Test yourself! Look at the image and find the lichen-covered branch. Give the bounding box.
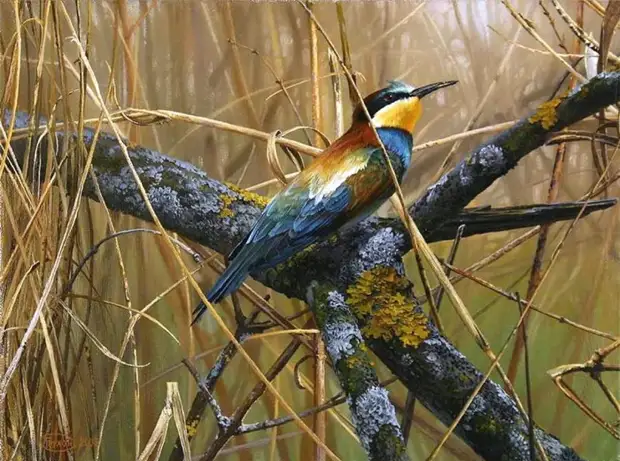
[310,285,409,461]
[411,72,620,238]
[330,256,581,461]
[5,71,620,460]
[1,110,267,258]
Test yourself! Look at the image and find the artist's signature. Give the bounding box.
[43,433,98,453]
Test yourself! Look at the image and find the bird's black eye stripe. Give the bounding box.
[383,92,406,104]
[354,90,406,121]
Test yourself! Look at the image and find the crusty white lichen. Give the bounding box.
[474,144,506,175]
[348,227,406,278]
[323,321,363,363]
[458,164,473,186]
[326,290,349,312]
[322,291,363,362]
[425,173,449,204]
[448,144,507,191]
[349,386,402,451]
[148,186,182,219]
[568,83,583,98]
[476,144,503,167]
[86,134,263,255]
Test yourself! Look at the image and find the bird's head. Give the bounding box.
[353,80,458,134]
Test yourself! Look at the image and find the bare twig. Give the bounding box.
[62,228,203,297]
[434,224,465,311]
[515,293,536,461]
[549,0,620,66]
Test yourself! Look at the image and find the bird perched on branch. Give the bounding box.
[192,79,457,325]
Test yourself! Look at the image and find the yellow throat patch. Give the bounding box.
[371,97,422,134]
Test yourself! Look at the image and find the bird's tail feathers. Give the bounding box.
[191,246,255,325]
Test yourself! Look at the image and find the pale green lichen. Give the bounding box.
[346,266,430,347]
[327,233,339,245]
[274,242,317,274]
[346,351,366,369]
[476,415,499,435]
[458,372,474,384]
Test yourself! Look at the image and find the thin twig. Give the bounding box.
[229,39,313,145]
[502,0,587,83]
[441,262,617,341]
[434,224,465,311]
[238,394,345,435]
[169,308,264,461]
[182,359,232,431]
[400,390,417,446]
[306,8,327,456]
[549,0,620,66]
[539,0,569,54]
[62,228,203,297]
[199,331,310,460]
[516,293,535,461]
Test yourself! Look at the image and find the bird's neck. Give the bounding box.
[374,126,414,172]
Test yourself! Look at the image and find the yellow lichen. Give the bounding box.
[224,181,270,208]
[218,193,235,218]
[528,98,562,130]
[346,267,430,347]
[186,418,199,438]
[346,353,365,368]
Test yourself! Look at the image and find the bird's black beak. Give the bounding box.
[410,80,458,98]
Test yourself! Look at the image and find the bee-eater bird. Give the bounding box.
[192,79,457,325]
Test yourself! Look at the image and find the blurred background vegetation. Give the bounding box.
[0,0,618,460]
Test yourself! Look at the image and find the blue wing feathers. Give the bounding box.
[325,187,351,212]
[293,186,351,235]
[193,170,359,324]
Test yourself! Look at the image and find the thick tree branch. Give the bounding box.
[410,72,619,237]
[311,285,409,461]
[4,71,620,460]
